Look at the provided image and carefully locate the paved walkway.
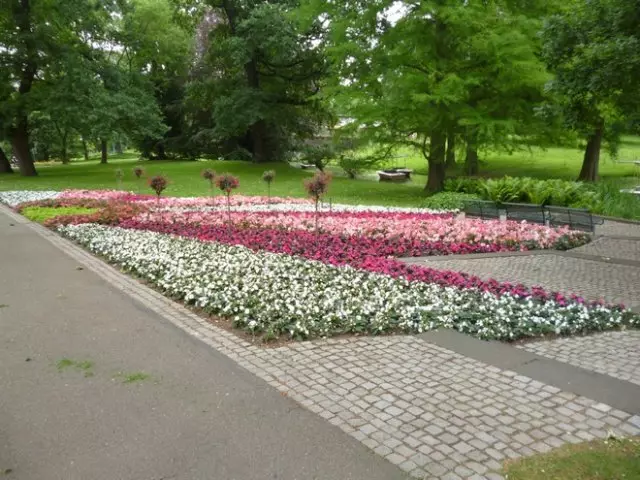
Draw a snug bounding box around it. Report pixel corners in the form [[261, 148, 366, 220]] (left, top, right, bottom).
[[0, 208, 406, 480], [403, 222, 640, 310], [3, 206, 640, 480], [519, 331, 640, 387]]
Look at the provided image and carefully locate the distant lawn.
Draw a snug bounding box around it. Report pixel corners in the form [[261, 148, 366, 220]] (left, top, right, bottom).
[[0, 154, 430, 207], [1, 136, 639, 207], [503, 437, 640, 480], [392, 135, 640, 181]]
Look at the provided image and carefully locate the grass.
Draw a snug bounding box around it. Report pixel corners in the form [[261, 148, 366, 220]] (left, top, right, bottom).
[[503, 437, 640, 480], [56, 358, 95, 377], [21, 206, 99, 223], [115, 371, 150, 384], [0, 154, 429, 207], [396, 135, 640, 181], [1, 136, 639, 208]]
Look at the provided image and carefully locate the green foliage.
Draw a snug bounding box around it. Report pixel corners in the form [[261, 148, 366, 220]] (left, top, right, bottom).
[[21, 206, 99, 224], [420, 192, 480, 211], [186, 1, 330, 162], [445, 176, 591, 206], [541, 0, 640, 178], [299, 143, 335, 171], [337, 153, 380, 180], [306, 0, 551, 190], [578, 181, 640, 220]]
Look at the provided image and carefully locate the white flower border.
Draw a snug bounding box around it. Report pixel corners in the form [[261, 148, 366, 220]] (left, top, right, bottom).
[[58, 223, 635, 341]]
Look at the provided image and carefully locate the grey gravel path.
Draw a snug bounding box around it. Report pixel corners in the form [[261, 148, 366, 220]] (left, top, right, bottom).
[[0, 208, 406, 480], [3, 206, 640, 480]]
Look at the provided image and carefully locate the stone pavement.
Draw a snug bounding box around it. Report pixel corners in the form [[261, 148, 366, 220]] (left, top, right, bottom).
[[4, 205, 640, 480], [402, 220, 640, 310], [519, 331, 640, 387], [404, 252, 640, 310]]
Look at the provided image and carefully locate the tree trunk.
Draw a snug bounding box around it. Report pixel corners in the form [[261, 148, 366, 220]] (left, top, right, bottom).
[[43, 146, 50, 162], [577, 123, 604, 182], [100, 139, 108, 164], [12, 1, 37, 176], [156, 143, 166, 160], [0, 146, 13, 174], [464, 129, 479, 175], [445, 128, 456, 169], [249, 119, 269, 163], [425, 131, 447, 193], [60, 132, 69, 164], [82, 140, 89, 161], [11, 117, 37, 176], [115, 141, 123, 154]]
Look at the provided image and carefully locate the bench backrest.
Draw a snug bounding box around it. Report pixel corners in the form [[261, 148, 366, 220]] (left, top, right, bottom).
[[503, 202, 546, 225], [546, 206, 594, 232], [463, 201, 500, 220]]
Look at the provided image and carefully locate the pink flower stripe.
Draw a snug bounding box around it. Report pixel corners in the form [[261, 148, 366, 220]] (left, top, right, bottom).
[[133, 210, 585, 250], [118, 219, 593, 306], [58, 189, 311, 206]]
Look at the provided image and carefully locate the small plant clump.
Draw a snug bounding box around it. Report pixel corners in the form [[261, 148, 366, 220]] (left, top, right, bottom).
[[262, 170, 276, 202], [216, 173, 239, 224], [202, 169, 217, 200], [149, 175, 168, 199], [133, 166, 145, 179], [115, 169, 124, 189], [304, 171, 332, 233]]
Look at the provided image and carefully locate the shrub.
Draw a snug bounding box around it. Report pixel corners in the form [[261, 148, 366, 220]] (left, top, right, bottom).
[[421, 192, 480, 210], [262, 170, 276, 201], [444, 178, 482, 195], [445, 176, 595, 208], [149, 175, 168, 199], [337, 153, 380, 179], [133, 167, 144, 179], [216, 173, 240, 224], [299, 143, 335, 171], [304, 172, 332, 233]]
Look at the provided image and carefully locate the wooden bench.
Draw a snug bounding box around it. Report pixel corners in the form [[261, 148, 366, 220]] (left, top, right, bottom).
[[504, 202, 547, 225], [545, 206, 603, 233], [463, 200, 501, 220], [299, 163, 316, 170], [377, 169, 412, 182]]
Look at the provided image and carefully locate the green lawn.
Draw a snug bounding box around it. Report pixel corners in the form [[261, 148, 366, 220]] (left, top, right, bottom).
[[503, 437, 640, 480], [393, 135, 640, 181], [0, 155, 430, 207], [1, 136, 639, 208]]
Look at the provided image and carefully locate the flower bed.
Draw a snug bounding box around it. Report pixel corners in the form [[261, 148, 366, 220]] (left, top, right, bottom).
[[0, 190, 61, 207], [4, 188, 629, 343], [58, 224, 637, 341], [115, 220, 591, 303], [130, 210, 586, 250]]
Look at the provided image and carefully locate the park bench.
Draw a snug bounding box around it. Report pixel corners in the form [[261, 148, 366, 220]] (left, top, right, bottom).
[[463, 200, 501, 220], [377, 168, 413, 182], [504, 202, 547, 225], [545, 206, 603, 233], [299, 163, 316, 170]]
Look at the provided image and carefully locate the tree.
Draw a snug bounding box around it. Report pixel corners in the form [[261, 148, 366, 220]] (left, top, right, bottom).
[[0, 145, 12, 174], [307, 0, 549, 192], [541, 0, 640, 181], [187, 0, 330, 162], [0, 0, 114, 176], [117, 0, 194, 160]]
